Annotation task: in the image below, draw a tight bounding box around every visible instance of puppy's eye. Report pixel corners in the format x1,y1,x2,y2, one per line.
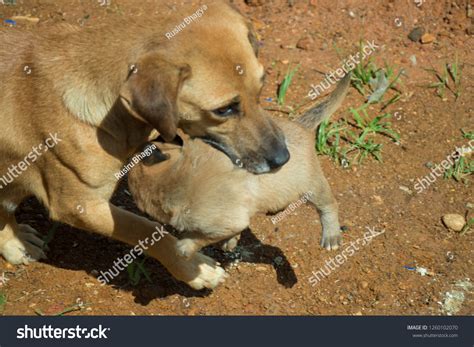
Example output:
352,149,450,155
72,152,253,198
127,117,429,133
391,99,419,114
212,102,239,117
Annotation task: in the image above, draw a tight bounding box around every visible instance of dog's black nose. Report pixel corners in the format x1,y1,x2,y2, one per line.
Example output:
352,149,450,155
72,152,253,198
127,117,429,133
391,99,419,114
267,146,290,170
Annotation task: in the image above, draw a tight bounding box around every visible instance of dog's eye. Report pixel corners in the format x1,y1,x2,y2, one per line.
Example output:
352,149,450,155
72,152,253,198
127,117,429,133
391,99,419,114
212,102,239,117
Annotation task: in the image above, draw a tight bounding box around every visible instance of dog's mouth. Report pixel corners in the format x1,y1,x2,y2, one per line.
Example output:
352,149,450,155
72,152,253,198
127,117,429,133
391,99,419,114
199,136,240,163
198,136,275,175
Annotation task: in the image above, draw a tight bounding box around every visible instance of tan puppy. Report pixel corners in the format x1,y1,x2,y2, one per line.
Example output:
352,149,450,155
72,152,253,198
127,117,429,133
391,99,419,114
129,74,351,259
0,1,290,290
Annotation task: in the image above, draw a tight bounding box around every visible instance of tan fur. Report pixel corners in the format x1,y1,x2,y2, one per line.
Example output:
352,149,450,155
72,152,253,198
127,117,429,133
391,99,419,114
129,74,352,259
0,1,290,290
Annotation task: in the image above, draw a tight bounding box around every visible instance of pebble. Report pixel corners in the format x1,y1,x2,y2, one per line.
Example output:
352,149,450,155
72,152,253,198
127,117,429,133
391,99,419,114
372,195,383,204
421,33,435,44
399,185,413,195
408,27,425,42
296,36,313,50
11,16,40,25
360,281,369,289
442,214,466,232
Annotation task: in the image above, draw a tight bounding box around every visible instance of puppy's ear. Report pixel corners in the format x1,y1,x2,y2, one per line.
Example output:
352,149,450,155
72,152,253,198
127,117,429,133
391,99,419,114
246,22,259,57
120,54,191,142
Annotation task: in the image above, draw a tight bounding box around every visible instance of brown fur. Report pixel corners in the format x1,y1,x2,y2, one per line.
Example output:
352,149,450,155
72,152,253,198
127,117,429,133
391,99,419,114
0,1,290,290
129,74,351,259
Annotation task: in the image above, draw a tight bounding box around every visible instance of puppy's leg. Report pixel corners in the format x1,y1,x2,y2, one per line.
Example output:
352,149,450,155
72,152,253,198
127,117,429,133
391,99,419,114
307,176,342,250
220,235,240,252
50,198,227,290
0,207,47,265
176,231,242,259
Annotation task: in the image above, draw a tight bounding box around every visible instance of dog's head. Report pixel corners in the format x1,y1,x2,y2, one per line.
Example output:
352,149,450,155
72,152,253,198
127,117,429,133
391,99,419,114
121,1,289,174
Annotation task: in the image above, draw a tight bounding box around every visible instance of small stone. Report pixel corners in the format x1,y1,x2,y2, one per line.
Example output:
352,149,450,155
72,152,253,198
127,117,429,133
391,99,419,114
372,195,383,205
408,27,425,42
421,33,435,44
256,266,266,272
360,281,369,289
442,214,466,232
281,60,289,65
466,203,474,209
245,0,264,6
11,16,40,25
399,185,413,195
296,36,313,50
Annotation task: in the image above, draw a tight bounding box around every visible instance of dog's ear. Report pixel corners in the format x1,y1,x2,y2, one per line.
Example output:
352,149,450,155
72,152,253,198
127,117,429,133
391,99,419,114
120,54,191,142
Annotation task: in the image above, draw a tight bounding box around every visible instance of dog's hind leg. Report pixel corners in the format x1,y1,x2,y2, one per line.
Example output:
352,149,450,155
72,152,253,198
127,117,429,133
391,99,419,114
306,176,342,250
0,203,47,265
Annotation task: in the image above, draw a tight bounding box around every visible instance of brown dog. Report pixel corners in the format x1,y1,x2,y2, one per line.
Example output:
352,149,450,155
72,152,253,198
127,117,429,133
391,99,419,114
0,1,290,289
128,73,351,259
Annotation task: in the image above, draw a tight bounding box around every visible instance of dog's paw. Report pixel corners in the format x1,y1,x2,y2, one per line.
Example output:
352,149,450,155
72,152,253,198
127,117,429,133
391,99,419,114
0,224,47,265
220,235,240,252
176,252,228,290
321,228,342,251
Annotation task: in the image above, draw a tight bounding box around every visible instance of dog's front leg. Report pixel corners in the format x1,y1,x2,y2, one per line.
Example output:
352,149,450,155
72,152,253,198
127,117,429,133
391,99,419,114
50,200,227,290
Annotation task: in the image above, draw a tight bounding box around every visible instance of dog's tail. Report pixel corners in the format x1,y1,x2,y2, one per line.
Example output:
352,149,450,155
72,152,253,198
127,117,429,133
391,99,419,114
296,72,351,130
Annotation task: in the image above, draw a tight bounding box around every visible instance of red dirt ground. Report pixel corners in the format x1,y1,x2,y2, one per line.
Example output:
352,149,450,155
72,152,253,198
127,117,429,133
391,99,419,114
0,0,472,315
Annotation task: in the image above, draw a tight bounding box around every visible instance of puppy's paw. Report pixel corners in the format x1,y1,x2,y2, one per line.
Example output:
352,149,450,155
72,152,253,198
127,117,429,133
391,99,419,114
220,235,240,252
176,239,199,259
1,224,47,265
321,228,342,251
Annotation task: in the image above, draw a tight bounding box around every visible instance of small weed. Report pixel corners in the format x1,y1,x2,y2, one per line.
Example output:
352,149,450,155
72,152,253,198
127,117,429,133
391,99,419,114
443,155,473,182
278,65,299,105
425,55,463,99
462,129,474,141
126,258,152,286
351,48,403,108
43,222,59,250
461,217,474,235
0,292,6,313
443,129,473,182
315,105,400,166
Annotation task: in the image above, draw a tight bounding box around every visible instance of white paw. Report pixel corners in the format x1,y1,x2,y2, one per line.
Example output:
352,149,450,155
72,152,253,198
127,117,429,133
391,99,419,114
1,224,47,265
321,228,342,251
221,235,240,252
183,253,228,290
176,239,198,259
